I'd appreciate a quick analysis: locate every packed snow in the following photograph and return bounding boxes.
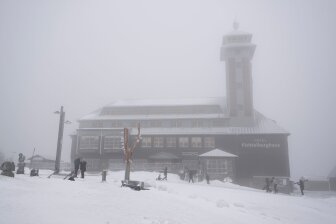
[1,170,336,224]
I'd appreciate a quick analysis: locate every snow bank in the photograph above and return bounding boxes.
[0,170,335,224]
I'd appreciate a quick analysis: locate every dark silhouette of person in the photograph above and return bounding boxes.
[188,170,194,183]
[0,161,15,177]
[205,173,210,184]
[264,177,271,192]
[272,177,278,193]
[74,158,81,177]
[162,167,168,180]
[296,178,307,195]
[80,160,87,178]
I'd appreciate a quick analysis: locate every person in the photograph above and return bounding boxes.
[79,160,87,178]
[205,172,210,184]
[263,177,271,192]
[16,153,25,174]
[188,170,194,183]
[30,168,39,177]
[296,177,308,195]
[156,174,162,181]
[74,157,81,177]
[162,167,168,180]
[0,161,15,177]
[272,177,278,193]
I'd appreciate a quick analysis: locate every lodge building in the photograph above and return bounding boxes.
[70,23,290,184]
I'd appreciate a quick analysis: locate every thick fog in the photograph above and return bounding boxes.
[0,0,335,178]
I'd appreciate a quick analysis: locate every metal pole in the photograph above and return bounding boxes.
[55,106,65,174]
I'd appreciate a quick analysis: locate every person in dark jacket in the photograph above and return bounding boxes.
[80,160,87,178]
[74,158,81,177]
[264,177,271,192]
[271,177,278,193]
[296,177,308,195]
[205,173,210,184]
[162,167,168,180]
[0,161,15,177]
[188,170,194,183]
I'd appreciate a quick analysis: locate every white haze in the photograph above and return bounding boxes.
[0,0,335,178]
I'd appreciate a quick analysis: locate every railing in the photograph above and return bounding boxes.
[108,162,184,173]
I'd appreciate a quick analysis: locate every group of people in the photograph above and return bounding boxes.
[264,177,279,193]
[73,157,87,179]
[264,176,308,195]
[156,167,168,181]
[0,153,26,177]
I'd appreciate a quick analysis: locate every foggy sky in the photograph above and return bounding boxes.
[0,0,335,178]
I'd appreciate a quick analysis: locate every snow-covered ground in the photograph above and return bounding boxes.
[1,170,336,224]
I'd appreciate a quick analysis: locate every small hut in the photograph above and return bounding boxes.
[199,148,237,181]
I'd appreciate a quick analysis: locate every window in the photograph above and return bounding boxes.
[179,137,189,148]
[191,137,202,148]
[92,121,103,128]
[141,136,152,148]
[79,136,99,150]
[150,120,162,127]
[207,159,227,174]
[111,120,121,128]
[104,136,122,152]
[166,137,176,148]
[153,137,164,148]
[204,137,215,148]
[192,120,203,127]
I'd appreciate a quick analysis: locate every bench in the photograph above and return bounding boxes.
[121,180,146,191]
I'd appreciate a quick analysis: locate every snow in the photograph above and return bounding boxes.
[1,170,336,224]
[199,149,238,157]
[104,98,226,108]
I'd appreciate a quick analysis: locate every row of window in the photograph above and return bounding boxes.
[79,119,228,129]
[101,105,221,116]
[78,136,215,151]
[206,159,228,174]
[141,136,215,148]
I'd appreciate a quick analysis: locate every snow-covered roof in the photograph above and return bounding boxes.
[133,112,287,135]
[104,97,225,107]
[27,155,54,162]
[79,97,227,120]
[77,97,288,135]
[199,149,237,158]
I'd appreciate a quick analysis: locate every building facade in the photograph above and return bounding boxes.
[70,24,290,184]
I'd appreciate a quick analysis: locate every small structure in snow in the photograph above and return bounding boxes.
[199,148,237,181]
